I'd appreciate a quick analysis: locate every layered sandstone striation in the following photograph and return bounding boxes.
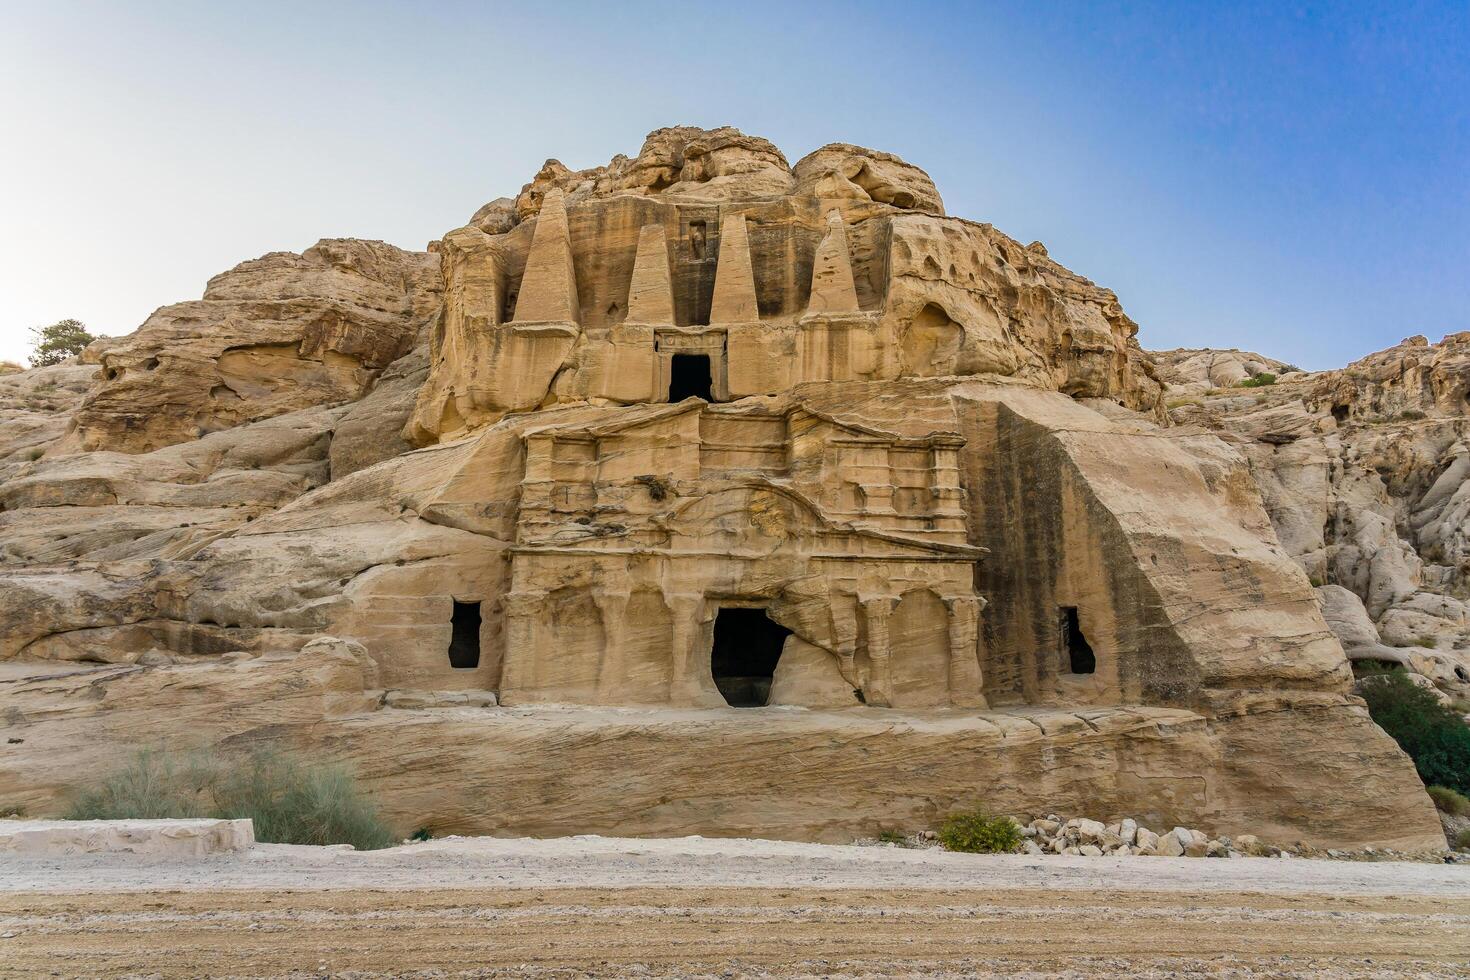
[0,127,1443,850]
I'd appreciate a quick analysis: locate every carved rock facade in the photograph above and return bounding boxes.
[0,128,1442,850]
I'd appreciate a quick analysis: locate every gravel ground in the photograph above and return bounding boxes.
[3,836,1469,978]
[3,833,1468,896]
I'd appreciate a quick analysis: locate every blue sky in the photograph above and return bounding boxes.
[1,1,1465,368]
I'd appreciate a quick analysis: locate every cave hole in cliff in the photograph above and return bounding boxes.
[710,607,791,707]
[1060,606,1095,675]
[1332,404,1350,423]
[448,600,481,669]
[669,354,713,402]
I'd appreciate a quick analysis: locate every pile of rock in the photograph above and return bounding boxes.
[865,812,1465,861]
[1018,816,1263,858]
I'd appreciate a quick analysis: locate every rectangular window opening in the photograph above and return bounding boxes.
[449,600,481,669]
[669,353,713,402]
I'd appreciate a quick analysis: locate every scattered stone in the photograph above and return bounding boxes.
[1158,832,1186,857]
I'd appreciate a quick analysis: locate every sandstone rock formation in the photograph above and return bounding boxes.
[1156,334,1470,703]
[68,239,440,455]
[0,127,1444,850]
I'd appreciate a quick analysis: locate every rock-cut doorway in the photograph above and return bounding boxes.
[709,607,791,707]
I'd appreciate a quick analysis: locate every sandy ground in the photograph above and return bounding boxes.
[3,835,1469,978]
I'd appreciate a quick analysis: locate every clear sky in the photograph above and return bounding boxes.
[1,1,1465,369]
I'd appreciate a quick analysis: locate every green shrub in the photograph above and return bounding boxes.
[1358,670,1470,796]
[66,745,394,850]
[66,748,213,820]
[1456,827,1470,851]
[937,808,1023,854]
[1400,409,1427,421]
[28,318,96,368]
[1236,373,1277,388]
[1414,635,1440,649]
[1427,785,1469,816]
[213,750,395,850]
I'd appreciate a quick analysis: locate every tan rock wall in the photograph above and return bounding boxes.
[960,384,1350,705]
[0,653,1442,850]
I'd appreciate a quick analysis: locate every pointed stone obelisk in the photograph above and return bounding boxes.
[624,223,675,325]
[512,187,579,324]
[708,212,759,323]
[805,210,861,317]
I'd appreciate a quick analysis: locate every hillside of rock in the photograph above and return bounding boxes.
[0,127,1446,850]
[1157,334,1470,701]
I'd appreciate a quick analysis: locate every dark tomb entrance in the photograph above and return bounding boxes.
[669,353,713,401]
[710,607,791,706]
[448,600,481,669]
[1059,605,1095,675]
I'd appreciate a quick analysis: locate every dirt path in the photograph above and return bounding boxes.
[6,835,1470,895]
[3,886,1469,978]
[4,837,1470,977]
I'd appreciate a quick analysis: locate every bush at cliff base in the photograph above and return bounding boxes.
[66,745,395,850]
[937,808,1023,854]
[1358,668,1470,797]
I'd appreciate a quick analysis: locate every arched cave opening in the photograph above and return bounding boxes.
[710,607,791,707]
[669,353,713,401]
[1060,606,1095,675]
[448,600,481,669]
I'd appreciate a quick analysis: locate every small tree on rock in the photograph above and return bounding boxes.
[28,318,96,367]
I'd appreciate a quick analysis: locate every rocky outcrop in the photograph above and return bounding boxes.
[1152,348,1299,395]
[0,126,1444,851]
[0,362,96,477]
[68,239,440,455]
[1158,334,1470,701]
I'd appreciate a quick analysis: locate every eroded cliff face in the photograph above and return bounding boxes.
[1156,333,1470,701]
[67,239,441,455]
[0,127,1441,849]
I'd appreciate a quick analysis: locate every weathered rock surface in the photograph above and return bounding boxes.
[0,126,1445,850]
[0,655,1436,850]
[1158,334,1470,699]
[68,239,440,455]
[1152,348,1299,395]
